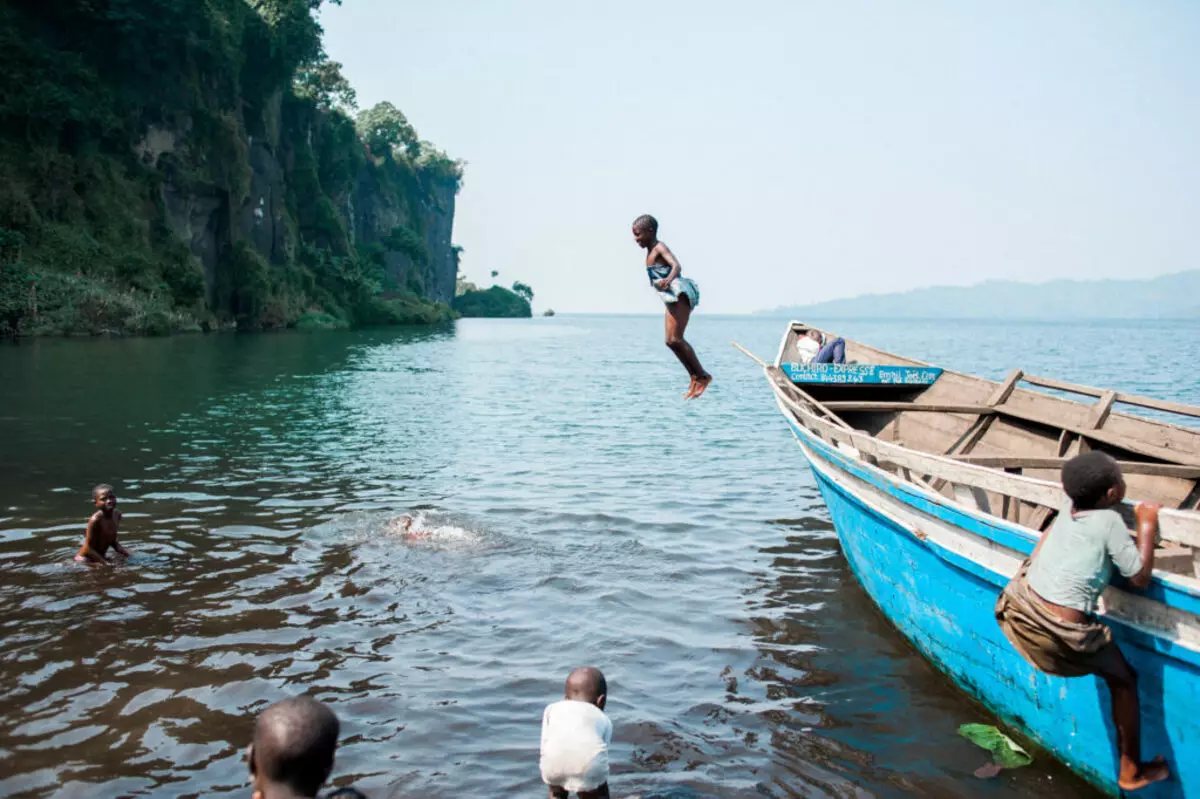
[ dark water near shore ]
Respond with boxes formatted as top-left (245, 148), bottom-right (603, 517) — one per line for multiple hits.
top-left (1, 316), bottom-right (1196, 798)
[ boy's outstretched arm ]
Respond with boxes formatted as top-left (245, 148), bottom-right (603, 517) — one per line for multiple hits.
top-left (652, 243), bottom-right (681, 289)
top-left (1127, 503), bottom-right (1160, 589)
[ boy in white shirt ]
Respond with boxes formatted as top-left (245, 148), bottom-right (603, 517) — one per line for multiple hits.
top-left (540, 667), bottom-right (612, 798)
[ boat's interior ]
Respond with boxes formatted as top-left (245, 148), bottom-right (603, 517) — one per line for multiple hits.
top-left (773, 323), bottom-right (1200, 578)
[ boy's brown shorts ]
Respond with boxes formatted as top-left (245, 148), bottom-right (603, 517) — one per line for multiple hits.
top-left (994, 563), bottom-right (1128, 680)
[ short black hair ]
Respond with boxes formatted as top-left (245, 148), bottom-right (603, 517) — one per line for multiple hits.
top-left (632, 214), bottom-right (658, 234)
top-left (92, 484), bottom-right (113, 499)
top-left (253, 696), bottom-right (340, 797)
top-left (1061, 451), bottom-right (1123, 510)
top-left (565, 666), bottom-right (607, 703)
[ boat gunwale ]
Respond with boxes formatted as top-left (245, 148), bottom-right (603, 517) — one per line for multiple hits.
top-left (768, 379), bottom-right (1200, 603)
top-left (777, 320), bottom-right (1200, 444)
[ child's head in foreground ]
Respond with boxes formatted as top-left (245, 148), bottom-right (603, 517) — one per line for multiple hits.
top-left (249, 696), bottom-right (340, 798)
top-left (93, 484), bottom-right (116, 513)
top-left (564, 666), bottom-right (607, 710)
top-left (632, 214), bottom-right (658, 248)
top-left (1062, 451), bottom-right (1125, 511)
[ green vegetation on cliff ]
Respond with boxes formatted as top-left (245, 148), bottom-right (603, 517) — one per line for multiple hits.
top-left (0, 0), bottom-right (462, 336)
top-left (452, 286), bottom-right (533, 318)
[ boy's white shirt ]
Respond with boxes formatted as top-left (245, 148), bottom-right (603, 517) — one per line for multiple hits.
top-left (539, 699), bottom-right (612, 791)
top-left (796, 336), bottom-right (821, 364)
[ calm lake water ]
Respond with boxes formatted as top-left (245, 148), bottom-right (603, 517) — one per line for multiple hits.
top-left (1, 316), bottom-right (1197, 798)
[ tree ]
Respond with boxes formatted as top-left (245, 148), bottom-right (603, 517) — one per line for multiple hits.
top-left (293, 54), bottom-right (357, 112)
top-left (512, 281), bottom-right (533, 302)
top-left (356, 102), bottom-right (419, 159)
top-left (490, 270), bottom-right (499, 279)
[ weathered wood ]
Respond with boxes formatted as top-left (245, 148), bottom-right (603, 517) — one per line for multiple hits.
top-left (953, 484), bottom-right (993, 514)
top-left (1085, 390), bottom-right (1117, 429)
top-left (823, 402), bottom-right (995, 414)
top-left (768, 369), bottom-right (853, 431)
top-left (953, 456), bottom-right (1200, 479)
top-left (993, 402), bottom-right (1200, 466)
top-left (772, 387), bottom-right (1200, 549)
top-left (1154, 545), bottom-right (1199, 577)
top-left (943, 369), bottom-right (1024, 457)
top-left (1023, 374), bottom-right (1200, 420)
top-left (930, 370), bottom-right (1026, 493)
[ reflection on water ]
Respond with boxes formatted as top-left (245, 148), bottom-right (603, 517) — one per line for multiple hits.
top-left (3, 317), bottom-right (1186, 797)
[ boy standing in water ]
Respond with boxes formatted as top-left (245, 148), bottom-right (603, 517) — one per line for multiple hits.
top-left (540, 666), bottom-right (612, 799)
top-left (995, 452), bottom-right (1168, 791)
top-left (632, 215), bottom-right (712, 399)
top-left (75, 484), bottom-right (129, 565)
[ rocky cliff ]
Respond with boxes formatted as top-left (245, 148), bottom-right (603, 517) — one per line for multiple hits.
top-left (0, 0), bottom-right (460, 336)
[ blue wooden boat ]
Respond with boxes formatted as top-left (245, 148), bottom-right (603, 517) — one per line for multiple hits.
top-left (755, 323), bottom-right (1200, 797)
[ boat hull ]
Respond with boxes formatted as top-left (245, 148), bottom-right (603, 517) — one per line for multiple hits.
top-left (788, 423), bottom-right (1198, 797)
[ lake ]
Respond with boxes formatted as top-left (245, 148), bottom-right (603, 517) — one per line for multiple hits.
top-left (1, 316), bottom-right (1196, 798)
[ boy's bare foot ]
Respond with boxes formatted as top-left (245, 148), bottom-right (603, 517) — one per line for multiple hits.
top-left (689, 375), bottom-right (712, 399)
top-left (683, 377), bottom-right (699, 399)
top-left (1118, 756), bottom-right (1169, 791)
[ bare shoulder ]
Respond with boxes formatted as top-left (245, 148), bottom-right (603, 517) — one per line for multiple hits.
top-left (89, 510), bottom-right (104, 524)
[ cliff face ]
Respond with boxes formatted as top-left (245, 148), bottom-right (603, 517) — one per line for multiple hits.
top-left (0, 0), bottom-right (460, 336)
top-left (150, 97), bottom-right (459, 317)
top-left (350, 159), bottom-right (458, 305)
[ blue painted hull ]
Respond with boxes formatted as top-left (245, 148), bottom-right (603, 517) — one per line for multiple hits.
top-left (790, 427), bottom-right (1199, 797)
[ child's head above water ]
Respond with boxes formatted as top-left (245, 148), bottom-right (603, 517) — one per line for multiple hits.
top-left (93, 484), bottom-right (116, 514)
top-left (563, 666), bottom-right (607, 710)
top-left (250, 695), bottom-right (340, 798)
top-left (1062, 451), bottom-right (1125, 511)
top-left (632, 214), bottom-right (658, 248)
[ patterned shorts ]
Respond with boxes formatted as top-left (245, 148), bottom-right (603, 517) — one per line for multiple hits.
top-left (655, 276), bottom-right (700, 308)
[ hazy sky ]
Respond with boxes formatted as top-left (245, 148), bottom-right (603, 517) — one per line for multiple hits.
top-left (321, 1), bottom-right (1199, 314)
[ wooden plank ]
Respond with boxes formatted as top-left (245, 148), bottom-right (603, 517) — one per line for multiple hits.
top-left (953, 456), bottom-right (1200, 479)
top-left (771, 384), bottom-right (1200, 549)
top-left (1023, 374), bottom-right (1200, 420)
top-left (953, 484), bottom-right (992, 514)
top-left (768, 369), bottom-right (853, 431)
top-left (991, 400), bottom-right (1200, 466)
top-left (1085, 390), bottom-right (1117, 429)
top-left (823, 402), bottom-right (995, 414)
top-left (987, 369), bottom-right (1027, 407)
top-left (931, 370), bottom-right (1025, 493)
top-left (944, 369), bottom-right (1024, 457)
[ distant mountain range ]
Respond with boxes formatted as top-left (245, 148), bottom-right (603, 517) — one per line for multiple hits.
top-left (760, 270), bottom-right (1200, 320)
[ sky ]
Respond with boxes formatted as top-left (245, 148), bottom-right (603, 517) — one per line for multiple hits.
top-left (320, 1), bottom-right (1200, 315)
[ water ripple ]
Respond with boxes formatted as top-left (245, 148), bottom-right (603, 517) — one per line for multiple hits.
top-left (0, 317), bottom-right (1169, 797)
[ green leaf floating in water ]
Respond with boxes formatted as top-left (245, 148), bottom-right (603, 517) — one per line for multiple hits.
top-left (958, 724), bottom-right (1033, 769)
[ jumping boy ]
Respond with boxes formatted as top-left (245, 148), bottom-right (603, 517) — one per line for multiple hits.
top-left (75, 484), bottom-right (129, 566)
top-left (995, 451), bottom-right (1169, 791)
top-left (540, 666), bottom-right (612, 799)
top-left (632, 214), bottom-right (712, 399)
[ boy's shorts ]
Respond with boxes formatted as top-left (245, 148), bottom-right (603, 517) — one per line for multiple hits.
top-left (540, 755), bottom-right (609, 793)
top-left (656, 276), bottom-right (700, 308)
top-left (994, 562), bottom-right (1128, 679)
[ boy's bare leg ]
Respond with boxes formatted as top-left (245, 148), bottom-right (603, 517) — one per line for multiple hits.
top-left (1104, 653), bottom-right (1169, 790)
top-left (665, 299), bottom-right (711, 398)
top-left (547, 786), bottom-right (569, 799)
top-left (578, 784), bottom-right (610, 799)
